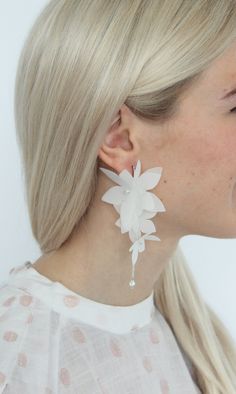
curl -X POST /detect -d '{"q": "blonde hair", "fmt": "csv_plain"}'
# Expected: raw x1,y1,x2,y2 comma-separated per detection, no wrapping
14,1,236,392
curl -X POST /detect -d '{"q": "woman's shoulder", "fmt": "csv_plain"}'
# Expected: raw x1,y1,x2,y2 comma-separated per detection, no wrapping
0,281,34,320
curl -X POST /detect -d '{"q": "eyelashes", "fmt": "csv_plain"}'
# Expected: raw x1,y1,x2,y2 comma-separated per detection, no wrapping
230,107,236,113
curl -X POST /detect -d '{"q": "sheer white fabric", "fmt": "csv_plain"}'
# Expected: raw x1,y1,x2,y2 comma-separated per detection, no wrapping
0,261,201,393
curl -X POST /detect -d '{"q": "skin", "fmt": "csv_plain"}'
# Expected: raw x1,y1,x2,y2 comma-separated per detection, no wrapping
32,40,236,306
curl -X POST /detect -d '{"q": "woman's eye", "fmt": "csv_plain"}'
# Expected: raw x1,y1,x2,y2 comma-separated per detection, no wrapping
230,107,236,113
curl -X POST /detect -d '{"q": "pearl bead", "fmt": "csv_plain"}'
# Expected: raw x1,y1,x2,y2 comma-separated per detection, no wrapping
129,279,136,287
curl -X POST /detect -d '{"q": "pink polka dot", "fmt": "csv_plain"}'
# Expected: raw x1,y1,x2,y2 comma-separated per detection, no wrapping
19,295,33,307
2,296,16,307
26,312,33,324
72,326,86,343
160,378,170,393
18,352,28,367
110,338,122,357
59,367,71,386
142,356,153,372
149,327,160,344
0,371,6,385
63,295,80,307
3,331,18,342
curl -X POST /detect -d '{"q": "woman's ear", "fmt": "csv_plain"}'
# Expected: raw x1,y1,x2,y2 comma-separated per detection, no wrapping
98,106,140,173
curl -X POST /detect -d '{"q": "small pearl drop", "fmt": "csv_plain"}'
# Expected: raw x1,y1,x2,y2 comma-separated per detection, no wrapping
129,279,136,287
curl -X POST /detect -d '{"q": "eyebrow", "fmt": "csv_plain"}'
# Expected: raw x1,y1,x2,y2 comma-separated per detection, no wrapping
221,87,236,100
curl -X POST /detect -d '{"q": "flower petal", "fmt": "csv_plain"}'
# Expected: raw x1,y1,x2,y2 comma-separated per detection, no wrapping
129,243,135,252
99,167,125,186
145,234,160,241
129,228,140,242
146,166,163,175
129,229,137,243
120,198,135,232
119,169,133,187
137,169,162,190
114,204,121,213
140,219,156,233
115,218,121,227
141,211,157,219
148,192,166,212
101,186,124,205
138,240,145,252
140,231,154,239
142,192,156,210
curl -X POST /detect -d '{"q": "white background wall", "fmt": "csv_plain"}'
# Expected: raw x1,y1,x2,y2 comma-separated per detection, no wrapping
1,1,236,342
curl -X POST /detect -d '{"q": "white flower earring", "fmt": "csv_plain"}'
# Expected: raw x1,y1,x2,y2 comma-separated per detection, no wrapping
99,159,166,288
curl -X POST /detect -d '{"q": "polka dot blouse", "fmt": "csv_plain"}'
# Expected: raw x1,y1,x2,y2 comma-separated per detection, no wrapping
0,261,201,393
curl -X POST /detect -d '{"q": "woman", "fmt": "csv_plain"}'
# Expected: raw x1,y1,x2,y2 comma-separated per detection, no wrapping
0,0,236,392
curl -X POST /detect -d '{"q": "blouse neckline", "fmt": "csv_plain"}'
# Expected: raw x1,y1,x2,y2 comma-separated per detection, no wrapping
7,261,156,335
